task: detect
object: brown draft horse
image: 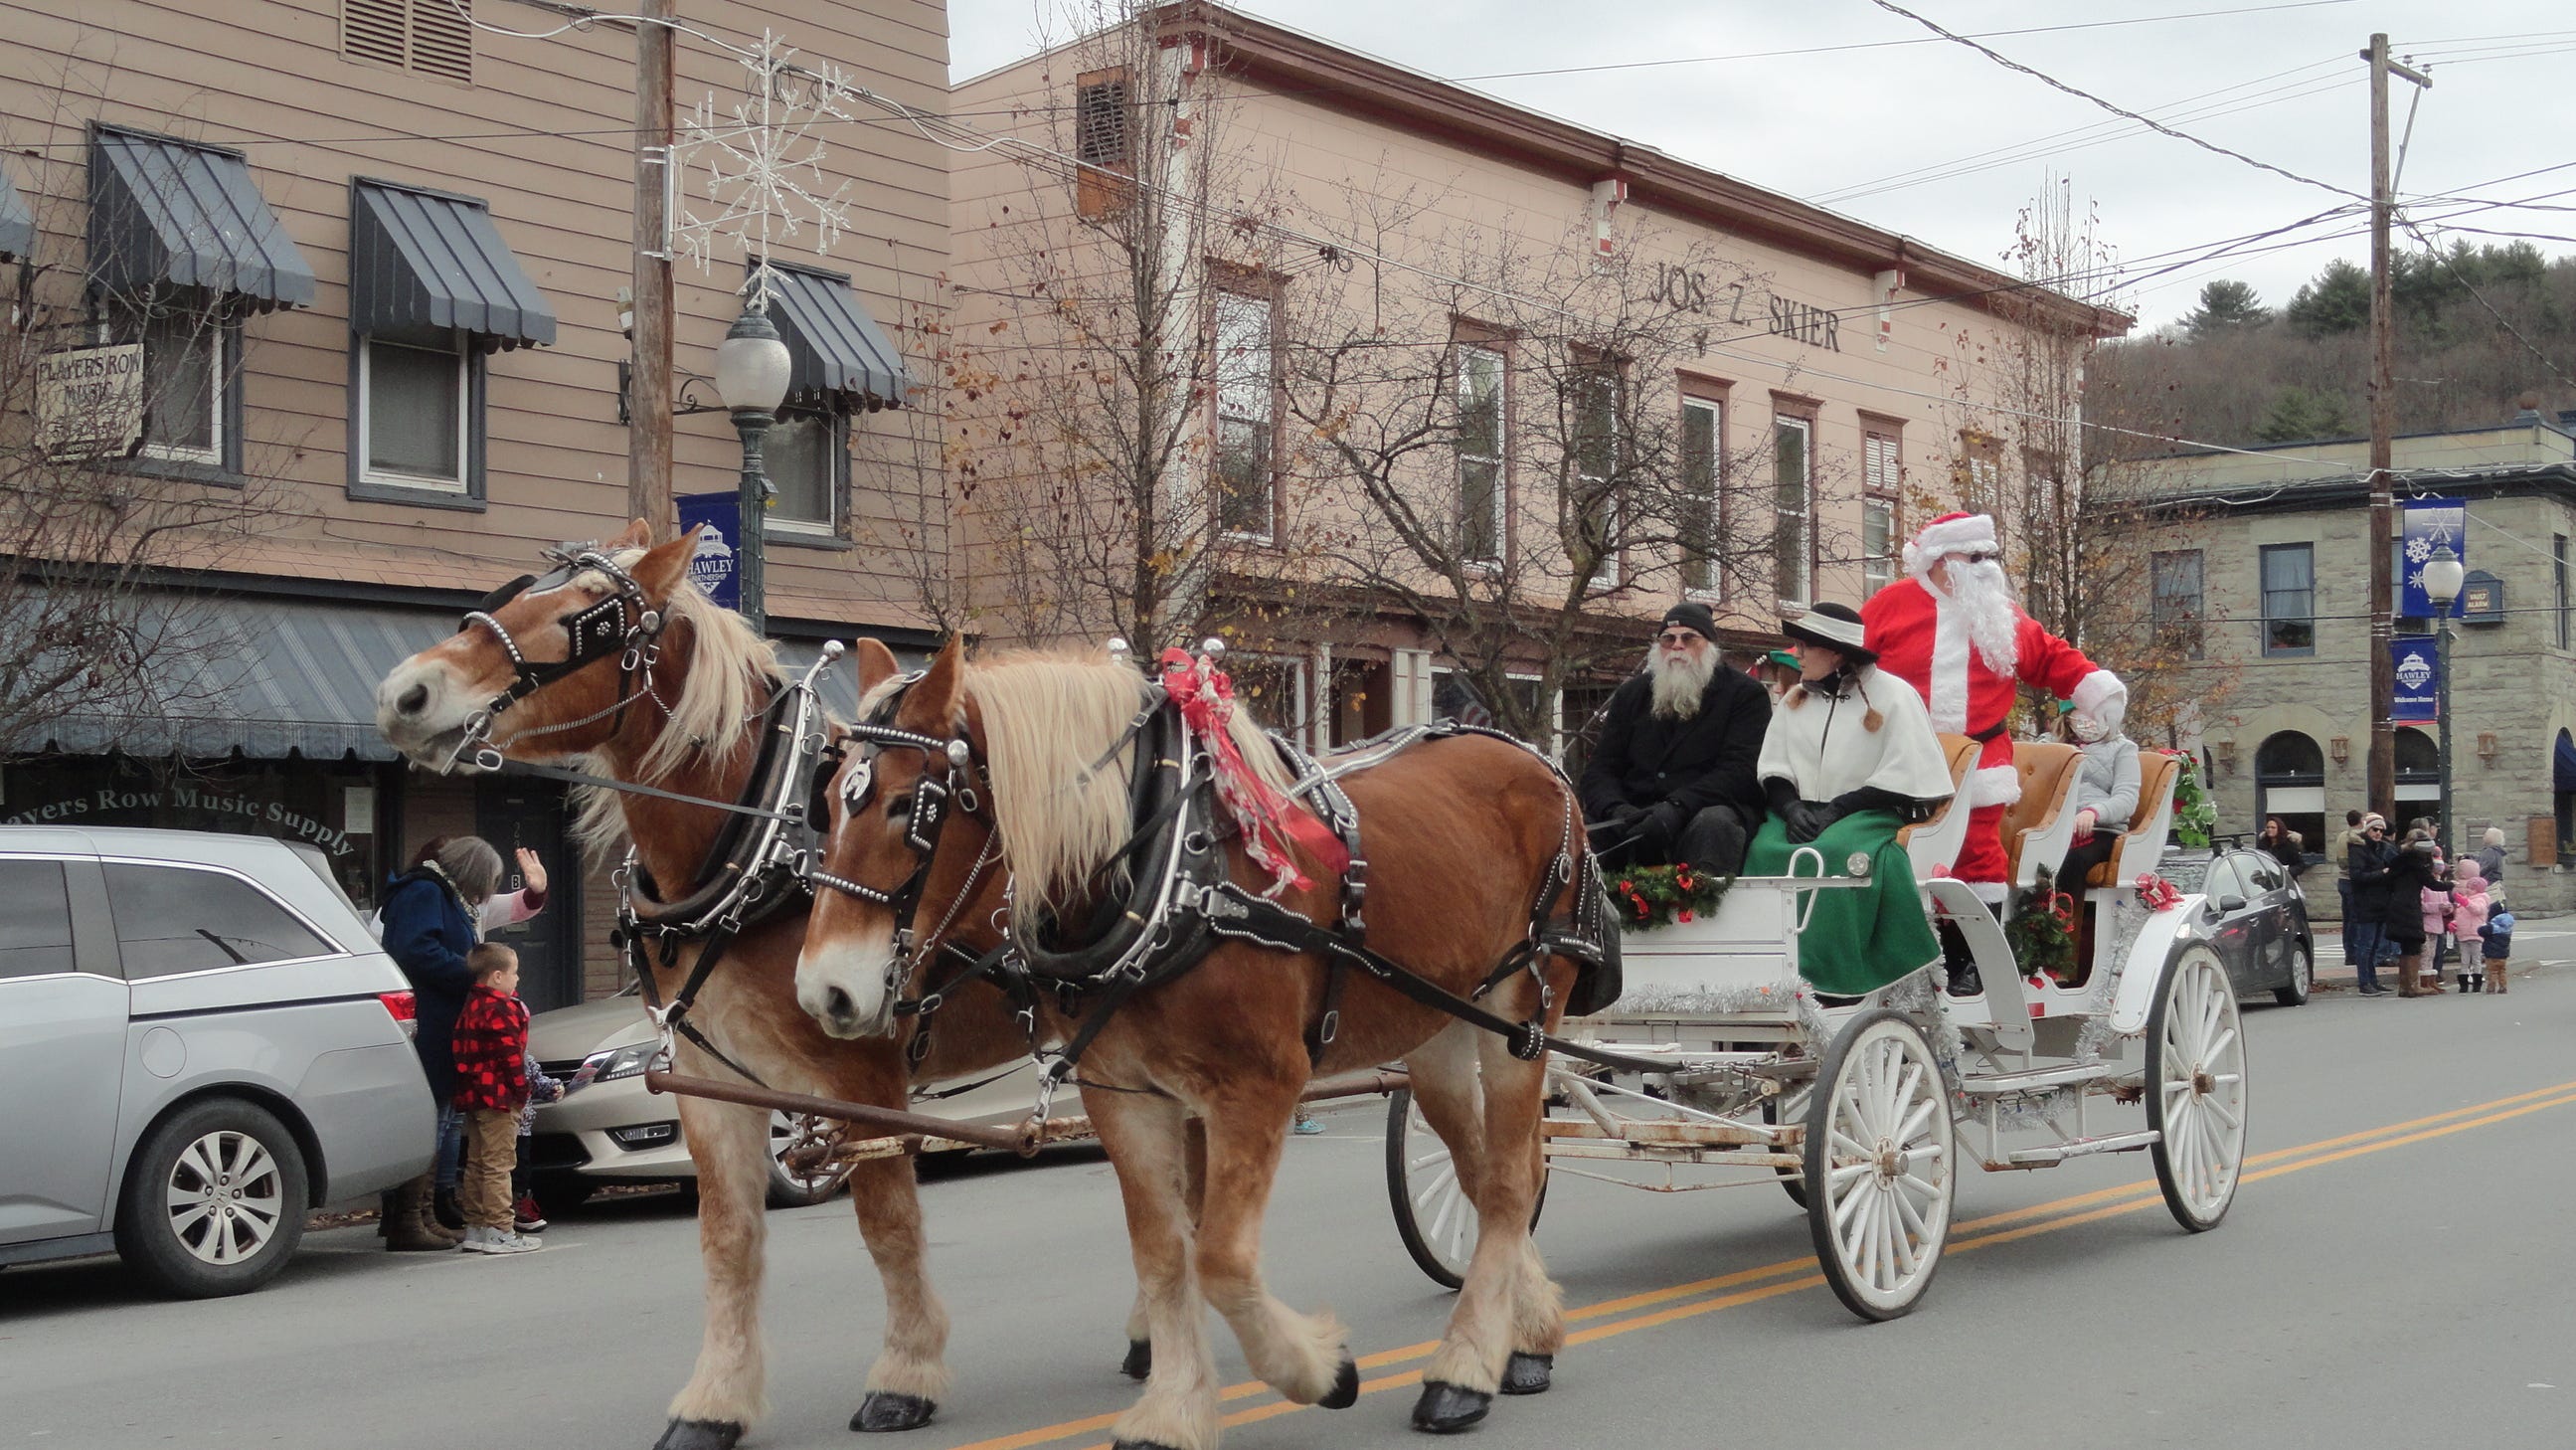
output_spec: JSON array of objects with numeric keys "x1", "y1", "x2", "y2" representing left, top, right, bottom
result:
[
  {"x1": 372, "y1": 523, "x2": 1046, "y2": 1450},
  {"x1": 795, "y1": 637, "x2": 1585, "y2": 1450}
]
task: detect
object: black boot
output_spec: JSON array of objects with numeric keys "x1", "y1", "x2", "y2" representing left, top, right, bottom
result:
[
  {"x1": 432, "y1": 1184, "x2": 464, "y2": 1231},
  {"x1": 1939, "y1": 919, "x2": 1982, "y2": 997}
]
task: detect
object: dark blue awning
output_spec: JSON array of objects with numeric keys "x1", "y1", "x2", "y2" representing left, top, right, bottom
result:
[
  {"x1": 0, "y1": 167, "x2": 32, "y2": 261},
  {"x1": 351, "y1": 178, "x2": 557, "y2": 350},
  {"x1": 87, "y1": 124, "x2": 314, "y2": 310},
  {"x1": 767, "y1": 263, "x2": 909, "y2": 410},
  {"x1": 2555, "y1": 732, "x2": 2576, "y2": 795}
]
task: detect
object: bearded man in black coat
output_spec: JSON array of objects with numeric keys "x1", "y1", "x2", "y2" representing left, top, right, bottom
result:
[{"x1": 1578, "y1": 602, "x2": 1771, "y2": 873}]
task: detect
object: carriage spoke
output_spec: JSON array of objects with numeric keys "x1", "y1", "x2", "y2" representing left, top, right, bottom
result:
[{"x1": 2202, "y1": 1093, "x2": 2243, "y2": 1132}]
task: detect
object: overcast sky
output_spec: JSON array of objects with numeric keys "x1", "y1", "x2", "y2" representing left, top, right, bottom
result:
[{"x1": 943, "y1": 1, "x2": 2575, "y2": 331}]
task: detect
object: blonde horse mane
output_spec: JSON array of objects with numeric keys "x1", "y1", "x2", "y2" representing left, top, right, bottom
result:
[
  {"x1": 567, "y1": 548, "x2": 786, "y2": 861},
  {"x1": 966, "y1": 650, "x2": 1292, "y2": 917}
]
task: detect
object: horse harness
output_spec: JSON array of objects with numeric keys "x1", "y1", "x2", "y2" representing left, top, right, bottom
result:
[
  {"x1": 447, "y1": 547, "x2": 672, "y2": 774},
  {"x1": 810, "y1": 674, "x2": 1631, "y2": 1126}
]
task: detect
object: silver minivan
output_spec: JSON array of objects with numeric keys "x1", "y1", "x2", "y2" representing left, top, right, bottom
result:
[{"x1": 0, "y1": 826, "x2": 435, "y2": 1297}]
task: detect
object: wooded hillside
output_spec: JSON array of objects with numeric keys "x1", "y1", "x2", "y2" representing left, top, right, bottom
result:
[{"x1": 2091, "y1": 243, "x2": 2576, "y2": 454}]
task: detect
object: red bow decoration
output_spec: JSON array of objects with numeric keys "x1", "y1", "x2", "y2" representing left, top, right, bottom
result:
[
  {"x1": 2134, "y1": 872, "x2": 2181, "y2": 912},
  {"x1": 1160, "y1": 648, "x2": 1350, "y2": 894}
]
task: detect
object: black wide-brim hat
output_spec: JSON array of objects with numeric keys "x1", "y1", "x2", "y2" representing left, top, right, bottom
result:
[{"x1": 1782, "y1": 601, "x2": 1877, "y2": 665}]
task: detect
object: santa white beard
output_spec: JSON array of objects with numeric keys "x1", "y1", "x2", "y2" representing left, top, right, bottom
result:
[
  {"x1": 1936, "y1": 557, "x2": 2020, "y2": 674},
  {"x1": 1648, "y1": 646, "x2": 1717, "y2": 719}
]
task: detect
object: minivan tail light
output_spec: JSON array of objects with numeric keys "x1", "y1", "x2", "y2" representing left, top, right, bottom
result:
[{"x1": 379, "y1": 991, "x2": 418, "y2": 1039}]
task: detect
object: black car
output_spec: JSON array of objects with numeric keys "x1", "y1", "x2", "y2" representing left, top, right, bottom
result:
[{"x1": 2159, "y1": 845, "x2": 2318, "y2": 1005}]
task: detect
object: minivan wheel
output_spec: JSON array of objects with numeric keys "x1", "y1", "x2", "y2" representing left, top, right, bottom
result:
[
  {"x1": 766, "y1": 1110, "x2": 842, "y2": 1208},
  {"x1": 116, "y1": 1099, "x2": 308, "y2": 1299}
]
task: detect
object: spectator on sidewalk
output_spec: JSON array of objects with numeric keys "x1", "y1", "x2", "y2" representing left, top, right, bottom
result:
[
  {"x1": 2482, "y1": 898, "x2": 2515, "y2": 995},
  {"x1": 2450, "y1": 860, "x2": 2492, "y2": 992},
  {"x1": 2475, "y1": 825, "x2": 2507, "y2": 887},
  {"x1": 2381, "y1": 825, "x2": 2445, "y2": 997},
  {"x1": 2335, "y1": 810, "x2": 2366, "y2": 938},
  {"x1": 2343, "y1": 814, "x2": 2395, "y2": 997},
  {"x1": 452, "y1": 944, "x2": 543, "y2": 1254}
]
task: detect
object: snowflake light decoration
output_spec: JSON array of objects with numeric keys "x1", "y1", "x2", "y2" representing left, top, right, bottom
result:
[{"x1": 670, "y1": 32, "x2": 862, "y2": 310}]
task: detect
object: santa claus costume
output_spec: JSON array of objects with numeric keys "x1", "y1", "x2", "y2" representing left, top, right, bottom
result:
[{"x1": 1862, "y1": 512, "x2": 2126, "y2": 904}]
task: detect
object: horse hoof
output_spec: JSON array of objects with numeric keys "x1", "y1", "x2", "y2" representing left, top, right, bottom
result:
[
  {"x1": 653, "y1": 1419, "x2": 744, "y2": 1450},
  {"x1": 1499, "y1": 1352, "x2": 1553, "y2": 1396},
  {"x1": 1318, "y1": 1355, "x2": 1361, "y2": 1409},
  {"x1": 1119, "y1": 1338, "x2": 1152, "y2": 1379},
  {"x1": 850, "y1": 1392, "x2": 937, "y2": 1433},
  {"x1": 1410, "y1": 1381, "x2": 1491, "y2": 1434}
]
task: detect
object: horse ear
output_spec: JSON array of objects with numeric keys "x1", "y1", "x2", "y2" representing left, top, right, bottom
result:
[
  {"x1": 628, "y1": 525, "x2": 703, "y2": 602},
  {"x1": 607, "y1": 518, "x2": 653, "y2": 550},
  {"x1": 852, "y1": 637, "x2": 901, "y2": 697},
  {"x1": 897, "y1": 634, "x2": 965, "y2": 732}
]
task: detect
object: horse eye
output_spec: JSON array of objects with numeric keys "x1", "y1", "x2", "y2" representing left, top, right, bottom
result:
[{"x1": 885, "y1": 796, "x2": 912, "y2": 821}]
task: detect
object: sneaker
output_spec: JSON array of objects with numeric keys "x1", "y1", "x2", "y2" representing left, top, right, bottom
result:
[
  {"x1": 1292, "y1": 1115, "x2": 1325, "y2": 1136},
  {"x1": 459, "y1": 1225, "x2": 497, "y2": 1253},
  {"x1": 487, "y1": 1229, "x2": 542, "y2": 1254},
  {"x1": 513, "y1": 1193, "x2": 549, "y2": 1234}
]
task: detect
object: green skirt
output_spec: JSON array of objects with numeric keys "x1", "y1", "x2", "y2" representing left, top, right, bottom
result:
[{"x1": 1744, "y1": 809, "x2": 1941, "y2": 997}]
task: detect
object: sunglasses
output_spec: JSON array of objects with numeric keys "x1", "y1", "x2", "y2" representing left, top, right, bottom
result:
[
  {"x1": 1956, "y1": 550, "x2": 2001, "y2": 564},
  {"x1": 1657, "y1": 631, "x2": 1703, "y2": 646}
]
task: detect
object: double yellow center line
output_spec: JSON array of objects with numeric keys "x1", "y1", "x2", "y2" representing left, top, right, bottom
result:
[{"x1": 944, "y1": 1078, "x2": 2576, "y2": 1450}]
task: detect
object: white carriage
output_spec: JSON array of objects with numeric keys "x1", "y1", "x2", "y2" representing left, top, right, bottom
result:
[{"x1": 1387, "y1": 738, "x2": 2246, "y2": 1319}]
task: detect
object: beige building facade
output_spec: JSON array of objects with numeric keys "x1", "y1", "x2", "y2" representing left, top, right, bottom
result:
[
  {"x1": 0, "y1": 0, "x2": 951, "y2": 1003},
  {"x1": 945, "y1": 3, "x2": 2126, "y2": 755},
  {"x1": 2112, "y1": 410, "x2": 2576, "y2": 916}
]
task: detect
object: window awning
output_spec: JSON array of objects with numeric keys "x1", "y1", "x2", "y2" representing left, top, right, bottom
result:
[
  {"x1": 2556, "y1": 732, "x2": 2576, "y2": 795},
  {"x1": 87, "y1": 124, "x2": 315, "y2": 311},
  {"x1": 767, "y1": 264, "x2": 909, "y2": 411},
  {"x1": 0, "y1": 168, "x2": 32, "y2": 261},
  {"x1": 13, "y1": 593, "x2": 454, "y2": 762},
  {"x1": 351, "y1": 179, "x2": 557, "y2": 350}
]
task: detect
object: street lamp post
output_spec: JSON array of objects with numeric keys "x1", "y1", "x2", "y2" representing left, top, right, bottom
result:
[
  {"x1": 712, "y1": 294, "x2": 792, "y2": 634},
  {"x1": 2423, "y1": 542, "x2": 2466, "y2": 860}
]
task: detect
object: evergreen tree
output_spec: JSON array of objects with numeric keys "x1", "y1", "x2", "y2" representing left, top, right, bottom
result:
[
  {"x1": 2253, "y1": 386, "x2": 2355, "y2": 444},
  {"x1": 2285, "y1": 259, "x2": 2371, "y2": 337},
  {"x1": 2183, "y1": 278, "x2": 2268, "y2": 337}
]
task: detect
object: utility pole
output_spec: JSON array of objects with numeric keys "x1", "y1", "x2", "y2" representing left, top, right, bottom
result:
[
  {"x1": 2363, "y1": 33, "x2": 2431, "y2": 821},
  {"x1": 626, "y1": 0, "x2": 677, "y2": 538}
]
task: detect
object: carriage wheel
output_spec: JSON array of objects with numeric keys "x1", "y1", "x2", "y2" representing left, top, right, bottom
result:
[
  {"x1": 2146, "y1": 945, "x2": 2248, "y2": 1232},
  {"x1": 1803, "y1": 1010, "x2": 1954, "y2": 1322},
  {"x1": 1384, "y1": 1086, "x2": 1547, "y2": 1290}
]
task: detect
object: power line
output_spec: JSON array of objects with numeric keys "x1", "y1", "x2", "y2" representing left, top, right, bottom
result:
[
  {"x1": 1862, "y1": 0, "x2": 2364, "y2": 203},
  {"x1": 2393, "y1": 214, "x2": 2576, "y2": 394}
]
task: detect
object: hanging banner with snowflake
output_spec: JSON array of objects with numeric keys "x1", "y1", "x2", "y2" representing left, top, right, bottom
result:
[{"x1": 2400, "y1": 496, "x2": 2468, "y2": 620}]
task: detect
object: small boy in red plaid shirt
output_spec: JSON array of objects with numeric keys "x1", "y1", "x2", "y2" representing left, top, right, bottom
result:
[{"x1": 451, "y1": 945, "x2": 541, "y2": 1254}]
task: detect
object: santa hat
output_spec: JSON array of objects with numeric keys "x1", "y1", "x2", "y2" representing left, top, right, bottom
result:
[{"x1": 1902, "y1": 512, "x2": 1998, "y2": 579}]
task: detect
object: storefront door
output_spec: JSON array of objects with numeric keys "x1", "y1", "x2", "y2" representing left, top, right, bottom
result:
[{"x1": 474, "y1": 776, "x2": 580, "y2": 1011}]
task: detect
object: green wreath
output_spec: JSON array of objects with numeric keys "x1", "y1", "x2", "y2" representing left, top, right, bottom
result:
[{"x1": 1606, "y1": 863, "x2": 1735, "y2": 931}]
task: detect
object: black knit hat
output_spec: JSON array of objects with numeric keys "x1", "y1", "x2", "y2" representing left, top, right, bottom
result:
[
  {"x1": 1659, "y1": 600, "x2": 1717, "y2": 641},
  {"x1": 1781, "y1": 601, "x2": 1877, "y2": 665}
]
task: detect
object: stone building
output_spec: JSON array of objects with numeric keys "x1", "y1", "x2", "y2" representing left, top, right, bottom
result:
[{"x1": 2111, "y1": 408, "x2": 2576, "y2": 915}]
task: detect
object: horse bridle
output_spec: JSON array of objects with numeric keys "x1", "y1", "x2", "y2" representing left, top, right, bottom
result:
[
  {"x1": 808, "y1": 681, "x2": 1001, "y2": 1020},
  {"x1": 447, "y1": 547, "x2": 667, "y2": 772}
]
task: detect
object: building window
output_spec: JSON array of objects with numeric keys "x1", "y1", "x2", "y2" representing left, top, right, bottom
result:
[
  {"x1": 112, "y1": 301, "x2": 236, "y2": 469},
  {"x1": 343, "y1": 0, "x2": 474, "y2": 84},
  {"x1": 2150, "y1": 549, "x2": 2204, "y2": 658},
  {"x1": 2253, "y1": 732, "x2": 2325, "y2": 853},
  {"x1": 764, "y1": 409, "x2": 847, "y2": 535},
  {"x1": 1432, "y1": 667, "x2": 1548, "y2": 747},
  {"x1": 1774, "y1": 415, "x2": 1812, "y2": 603},
  {"x1": 1679, "y1": 397, "x2": 1721, "y2": 597},
  {"x1": 1457, "y1": 344, "x2": 1505, "y2": 566},
  {"x1": 1212, "y1": 289, "x2": 1276, "y2": 541},
  {"x1": 1862, "y1": 428, "x2": 1900, "y2": 597},
  {"x1": 1570, "y1": 362, "x2": 1622, "y2": 587},
  {"x1": 2260, "y1": 542, "x2": 2315, "y2": 655},
  {"x1": 1226, "y1": 653, "x2": 1312, "y2": 749},
  {"x1": 1074, "y1": 69, "x2": 1133, "y2": 218},
  {"x1": 1956, "y1": 430, "x2": 2002, "y2": 514},
  {"x1": 357, "y1": 332, "x2": 469, "y2": 489},
  {"x1": 2556, "y1": 534, "x2": 2569, "y2": 650}
]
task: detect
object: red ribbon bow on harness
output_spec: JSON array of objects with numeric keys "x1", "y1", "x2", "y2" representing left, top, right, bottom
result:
[
  {"x1": 2134, "y1": 872, "x2": 2182, "y2": 912},
  {"x1": 1159, "y1": 648, "x2": 1351, "y2": 894}
]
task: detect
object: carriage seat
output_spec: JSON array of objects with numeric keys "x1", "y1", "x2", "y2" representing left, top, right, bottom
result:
[
  {"x1": 2085, "y1": 750, "x2": 2181, "y2": 888},
  {"x1": 1898, "y1": 734, "x2": 1982, "y2": 881},
  {"x1": 2002, "y1": 741, "x2": 2084, "y2": 892}
]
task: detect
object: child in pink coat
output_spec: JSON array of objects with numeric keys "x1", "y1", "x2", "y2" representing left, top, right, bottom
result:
[
  {"x1": 2449, "y1": 860, "x2": 2491, "y2": 992},
  {"x1": 2418, "y1": 875, "x2": 2456, "y2": 994}
]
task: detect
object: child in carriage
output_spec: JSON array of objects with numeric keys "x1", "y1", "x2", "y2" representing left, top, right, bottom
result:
[{"x1": 1742, "y1": 602, "x2": 1958, "y2": 998}]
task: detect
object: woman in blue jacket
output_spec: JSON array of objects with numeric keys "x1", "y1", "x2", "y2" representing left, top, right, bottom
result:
[{"x1": 379, "y1": 836, "x2": 545, "y2": 1248}]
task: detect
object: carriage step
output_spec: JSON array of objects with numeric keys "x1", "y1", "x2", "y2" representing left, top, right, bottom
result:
[
  {"x1": 2001, "y1": 1130, "x2": 2161, "y2": 1167},
  {"x1": 1958, "y1": 1062, "x2": 2116, "y2": 1096}
]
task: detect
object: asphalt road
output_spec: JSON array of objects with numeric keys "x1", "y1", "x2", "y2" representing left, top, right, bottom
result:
[{"x1": 6, "y1": 969, "x2": 2572, "y2": 1450}]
